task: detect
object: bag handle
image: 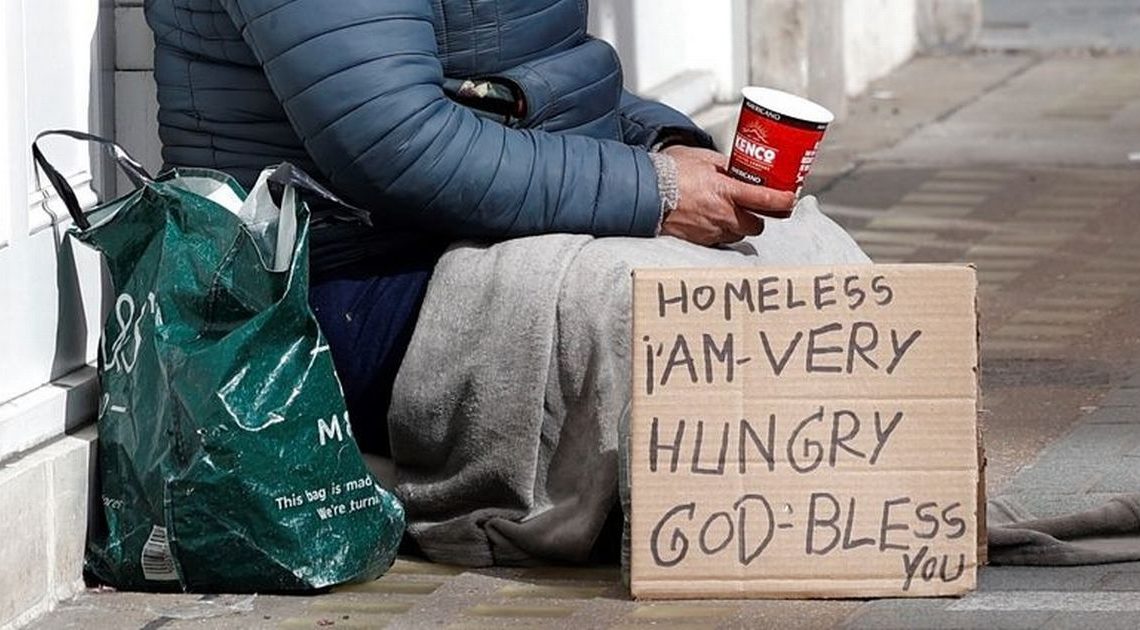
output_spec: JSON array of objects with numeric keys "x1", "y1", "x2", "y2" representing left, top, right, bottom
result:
[
  {"x1": 31, "y1": 129, "x2": 154, "y2": 230},
  {"x1": 265, "y1": 162, "x2": 372, "y2": 227}
]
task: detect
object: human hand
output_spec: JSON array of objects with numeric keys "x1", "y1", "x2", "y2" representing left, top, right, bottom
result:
[{"x1": 659, "y1": 146, "x2": 796, "y2": 247}]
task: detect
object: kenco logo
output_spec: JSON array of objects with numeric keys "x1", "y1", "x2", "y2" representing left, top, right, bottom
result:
[{"x1": 735, "y1": 124, "x2": 778, "y2": 165}]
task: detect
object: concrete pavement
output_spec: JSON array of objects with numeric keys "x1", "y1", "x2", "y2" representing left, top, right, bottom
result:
[{"x1": 980, "y1": 0, "x2": 1140, "y2": 52}]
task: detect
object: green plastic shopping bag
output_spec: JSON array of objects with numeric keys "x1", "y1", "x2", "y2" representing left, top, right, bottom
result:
[{"x1": 32, "y1": 130, "x2": 404, "y2": 593}]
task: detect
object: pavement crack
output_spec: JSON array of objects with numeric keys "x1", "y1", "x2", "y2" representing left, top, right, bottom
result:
[
  {"x1": 815, "y1": 55, "x2": 1045, "y2": 197},
  {"x1": 931, "y1": 53, "x2": 1044, "y2": 125},
  {"x1": 139, "y1": 618, "x2": 173, "y2": 630},
  {"x1": 814, "y1": 159, "x2": 866, "y2": 196}
]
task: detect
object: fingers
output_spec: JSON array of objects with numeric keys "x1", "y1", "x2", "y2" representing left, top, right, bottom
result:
[
  {"x1": 728, "y1": 180, "x2": 796, "y2": 219},
  {"x1": 731, "y1": 208, "x2": 765, "y2": 238}
]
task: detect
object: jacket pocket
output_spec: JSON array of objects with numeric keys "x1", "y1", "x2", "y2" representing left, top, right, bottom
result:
[{"x1": 496, "y1": 36, "x2": 623, "y2": 138}]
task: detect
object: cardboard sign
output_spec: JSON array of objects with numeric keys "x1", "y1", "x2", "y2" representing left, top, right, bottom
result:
[{"x1": 630, "y1": 265, "x2": 979, "y2": 599}]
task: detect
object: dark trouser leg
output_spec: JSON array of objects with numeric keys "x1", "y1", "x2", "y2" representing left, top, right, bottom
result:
[{"x1": 309, "y1": 263, "x2": 433, "y2": 456}]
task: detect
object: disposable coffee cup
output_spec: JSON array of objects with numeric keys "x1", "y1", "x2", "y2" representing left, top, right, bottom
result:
[{"x1": 727, "y1": 87, "x2": 835, "y2": 195}]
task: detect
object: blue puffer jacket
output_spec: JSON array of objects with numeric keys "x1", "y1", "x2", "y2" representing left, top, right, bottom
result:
[{"x1": 144, "y1": 0, "x2": 713, "y2": 269}]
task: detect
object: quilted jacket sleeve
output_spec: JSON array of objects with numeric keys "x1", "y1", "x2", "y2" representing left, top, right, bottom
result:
[
  {"x1": 216, "y1": 0, "x2": 663, "y2": 239},
  {"x1": 618, "y1": 90, "x2": 718, "y2": 151}
]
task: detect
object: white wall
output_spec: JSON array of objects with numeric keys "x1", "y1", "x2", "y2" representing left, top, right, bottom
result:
[
  {"x1": 631, "y1": 0, "x2": 747, "y2": 100},
  {"x1": 591, "y1": 0, "x2": 748, "y2": 104},
  {"x1": 601, "y1": 0, "x2": 929, "y2": 103},
  {"x1": 588, "y1": 0, "x2": 639, "y2": 86},
  {"x1": 0, "y1": 1, "x2": 110, "y2": 460},
  {"x1": 843, "y1": 0, "x2": 918, "y2": 97},
  {"x1": 1, "y1": 6, "x2": 15, "y2": 251},
  {"x1": 750, "y1": 0, "x2": 922, "y2": 119},
  {"x1": 113, "y1": 0, "x2": 161, "y2": 191}
]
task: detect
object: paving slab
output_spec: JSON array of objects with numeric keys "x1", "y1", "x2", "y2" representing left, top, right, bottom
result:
[
  {"x1": 1097, "y1": 386, "x2": 1140, "y2": 408},
  {"x1": 949, "y1": 591, "x2": 1140, "y2": 612},
  {"x1": 1089, "y1": 463, "x2": 1140, "y2": 492},
  {"x1": 1099, "y1": 569, "x2": 1140, "y2": 591},
  {"x1": 999, "y1": 492, "x2": 1134, "y2": 520},
  {"x1": 869, "y1": 56, "x2": 1140, "y2": 167},
  {"x1": 1083, "y1": 405, "x2": 1140, "y2": 425},
  {"x1": 1003, "y1": 423, "x2": 1140, "y2": 493},
  {"x1": 1041, "y1": 612, "x2": 1140, "y2": 630},
  {"x1": 981, "y1": 0, "x2": 1140, "y2": 52},
  {"x1": 842, "y1": 598, "x2": 1055, "y2": 630},
  {"x1": 808, "y1": 54, "x2": 1036, "y2": 190},
  {"x1": 979, "y1": 564, "x2": 1139, "y2": 592}
]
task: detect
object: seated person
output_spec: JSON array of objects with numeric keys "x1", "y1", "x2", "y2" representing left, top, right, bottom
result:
[{"x1": 145, "y1": 0, "x2": 866, "y2": 566}]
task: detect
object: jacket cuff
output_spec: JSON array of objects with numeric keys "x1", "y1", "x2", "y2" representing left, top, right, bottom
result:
[
  {"x1": 647, "y1": 152, "x2": 679, "y2": 235},
  {"x1": 650, "y1": 125, "x2": 718, "y2": 153},
  {"x1": 624, "y1": 150, "x2": 670, "y2": 237}
]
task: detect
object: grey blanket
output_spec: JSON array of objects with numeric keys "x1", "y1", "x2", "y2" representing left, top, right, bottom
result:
[
  {"x1": 988, "y1": 495, "x2": 1140, "y2": 566},
  {"x1": 388, "y1": 197, "x2": 871, "y2": 566}
]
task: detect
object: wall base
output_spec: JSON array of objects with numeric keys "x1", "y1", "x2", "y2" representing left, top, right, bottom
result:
[{"x1": 0, "y1": 427, "x2": 96, "y2": 630}]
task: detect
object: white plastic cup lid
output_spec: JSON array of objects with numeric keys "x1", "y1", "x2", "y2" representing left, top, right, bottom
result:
[{"x1": 742, "y1": 87, "x2": 835, "y2": 126}]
